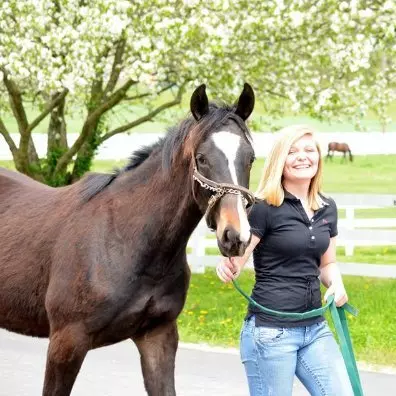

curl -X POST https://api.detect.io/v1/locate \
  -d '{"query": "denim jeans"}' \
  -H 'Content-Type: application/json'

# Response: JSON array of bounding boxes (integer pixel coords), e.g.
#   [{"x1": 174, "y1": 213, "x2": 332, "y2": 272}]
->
[{"x1": 240, "y1": 315, "x2": 354, "y2": 396}]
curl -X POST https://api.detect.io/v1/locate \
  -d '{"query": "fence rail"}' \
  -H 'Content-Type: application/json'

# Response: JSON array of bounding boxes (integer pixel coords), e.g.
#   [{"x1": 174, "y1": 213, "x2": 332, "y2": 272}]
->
[{"x1": 187, "y1": 202, "x2": 396, "y2": 273}]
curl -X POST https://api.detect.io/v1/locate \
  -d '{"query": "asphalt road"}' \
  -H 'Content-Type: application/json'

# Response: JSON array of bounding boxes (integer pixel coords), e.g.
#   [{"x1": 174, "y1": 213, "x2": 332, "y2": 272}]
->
[{"x1": 1, "y1": 330, "x2": 395, "y2": 395}]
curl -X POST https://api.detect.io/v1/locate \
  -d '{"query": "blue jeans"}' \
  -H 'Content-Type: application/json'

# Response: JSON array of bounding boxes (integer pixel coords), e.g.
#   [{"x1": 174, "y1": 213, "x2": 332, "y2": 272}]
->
[{"x1": 240, "y1": 316, "x2": 354, "y2": 396}]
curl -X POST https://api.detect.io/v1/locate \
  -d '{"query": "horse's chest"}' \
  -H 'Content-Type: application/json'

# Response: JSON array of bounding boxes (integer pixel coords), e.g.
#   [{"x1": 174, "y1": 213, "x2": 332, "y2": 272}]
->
[
  {"x1": 136, "y1": 272, "x2": 189, "y2": 320},
  {"x1": 94, "y1": 270, "x2": 190, "y2": 345}
]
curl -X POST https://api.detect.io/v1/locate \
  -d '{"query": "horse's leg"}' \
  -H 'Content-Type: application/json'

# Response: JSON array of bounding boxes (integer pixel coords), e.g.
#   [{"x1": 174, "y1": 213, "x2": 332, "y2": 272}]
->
[
  {"x1": 43, "y1": 323, "x2": 90, "y2": 396},
  {"x1": 133, "y1": 321, "x2": 178, "y2": 396}
]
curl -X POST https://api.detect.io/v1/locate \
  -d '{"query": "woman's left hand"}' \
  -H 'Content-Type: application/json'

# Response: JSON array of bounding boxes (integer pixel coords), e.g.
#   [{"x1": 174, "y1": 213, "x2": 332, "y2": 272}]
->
[{"x1": 324, "y1": 281, "x2": 348, "y2": 307}]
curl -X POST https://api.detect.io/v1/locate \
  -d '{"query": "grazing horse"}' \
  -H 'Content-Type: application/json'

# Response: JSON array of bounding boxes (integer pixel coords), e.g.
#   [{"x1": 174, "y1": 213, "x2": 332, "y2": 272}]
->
[
  {"x1": 327, "y1": 141, "x2": 353, "y2": 162},
  {"x1": 0, "y1": 83, "x2": 256, "y2": 396}
]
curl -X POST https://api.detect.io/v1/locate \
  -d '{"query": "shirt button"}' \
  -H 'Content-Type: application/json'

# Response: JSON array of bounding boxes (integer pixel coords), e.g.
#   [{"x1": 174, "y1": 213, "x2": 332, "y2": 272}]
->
[
  {"x1": 311, "y1": 236, "x2": 315, "y2": 240},
  {"x1": 309, "y1": 226, "x2": 313, "y2": 230},
  {"x1": 311, "y1": 219, "x2": 314, "y2": 222}
]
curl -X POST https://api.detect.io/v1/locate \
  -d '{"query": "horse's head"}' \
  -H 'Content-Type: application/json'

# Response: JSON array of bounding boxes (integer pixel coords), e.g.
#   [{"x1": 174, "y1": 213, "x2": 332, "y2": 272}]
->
[{"x1": 188, "y1": 83, "x2": 256, "y2": 257}]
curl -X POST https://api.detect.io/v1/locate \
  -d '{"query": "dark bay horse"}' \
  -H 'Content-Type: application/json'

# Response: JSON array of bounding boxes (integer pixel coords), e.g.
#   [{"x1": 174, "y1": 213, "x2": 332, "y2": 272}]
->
[
  {"x1": 327, "y1": 141, "x2": 353, "y2": 162},
  {"x1": 0, "y1": 83, "x2": 256, "y2": 395}
]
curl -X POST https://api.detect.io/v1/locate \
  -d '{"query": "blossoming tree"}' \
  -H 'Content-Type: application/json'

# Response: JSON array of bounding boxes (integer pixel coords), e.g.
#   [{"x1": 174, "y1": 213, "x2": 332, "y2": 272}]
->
[{"x1": 0, "y1": 0, "x2": 394, "y2": 184}]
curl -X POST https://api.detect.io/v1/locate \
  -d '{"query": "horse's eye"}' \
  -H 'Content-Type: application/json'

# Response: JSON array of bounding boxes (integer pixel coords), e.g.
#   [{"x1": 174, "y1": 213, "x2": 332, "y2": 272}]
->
[
  {"x1": 196, "y1": 154, "x2": 207, "y2": 166},
  {"x1": 249, "y1": 155, "x2": 256, "y2": 165}
]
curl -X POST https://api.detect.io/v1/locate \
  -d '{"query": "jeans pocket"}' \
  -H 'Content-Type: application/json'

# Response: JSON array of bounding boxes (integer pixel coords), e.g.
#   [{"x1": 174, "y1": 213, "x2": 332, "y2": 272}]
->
[
  {"x1": 240, "y1": 325, "x2": 257, "y2": 363},
  {"x1": 255, "y1": 326, "x2": 286, "y2": 344}
]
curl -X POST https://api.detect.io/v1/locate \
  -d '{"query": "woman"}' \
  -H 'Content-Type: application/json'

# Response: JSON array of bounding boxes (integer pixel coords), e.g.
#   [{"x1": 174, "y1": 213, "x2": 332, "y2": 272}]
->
[{"x1": 216, "y1": 125, "x2": 353, "y2": 396}]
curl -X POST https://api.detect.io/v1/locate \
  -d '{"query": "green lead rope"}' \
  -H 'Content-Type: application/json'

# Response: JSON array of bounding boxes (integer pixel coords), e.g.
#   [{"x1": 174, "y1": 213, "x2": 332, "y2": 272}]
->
[{"x1": 232, "y1": 280, "x2": 364, "y2": 396}]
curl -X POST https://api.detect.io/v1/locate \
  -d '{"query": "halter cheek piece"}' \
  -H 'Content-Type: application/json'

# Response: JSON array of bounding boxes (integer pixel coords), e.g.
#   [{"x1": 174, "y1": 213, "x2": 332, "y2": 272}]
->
[{"x1": 192, "y1": 156, "x2": 256, "y2": 230}]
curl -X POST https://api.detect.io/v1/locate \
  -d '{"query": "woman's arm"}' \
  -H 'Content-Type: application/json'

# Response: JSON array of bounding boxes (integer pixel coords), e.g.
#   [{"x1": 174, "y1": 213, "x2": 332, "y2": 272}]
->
[
  {"x1": 216, "y1": 234, "x2": 261, "y2": 283},
  {"x1": 319, "y1": 237, "x2": 348, "y2": 307}
]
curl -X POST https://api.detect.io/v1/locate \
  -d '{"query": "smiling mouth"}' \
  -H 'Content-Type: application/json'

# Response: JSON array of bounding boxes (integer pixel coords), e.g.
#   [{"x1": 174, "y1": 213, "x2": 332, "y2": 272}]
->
[{"x1": 293, "y1": 165, "x2": 311, "y2": 169}]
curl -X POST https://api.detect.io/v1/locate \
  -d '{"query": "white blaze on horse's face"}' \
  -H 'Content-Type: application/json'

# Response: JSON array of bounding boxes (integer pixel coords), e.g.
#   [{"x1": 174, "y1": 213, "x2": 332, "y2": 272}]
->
[{"x1": 212, "y1": 131, "x2": 251, "y2": 244}]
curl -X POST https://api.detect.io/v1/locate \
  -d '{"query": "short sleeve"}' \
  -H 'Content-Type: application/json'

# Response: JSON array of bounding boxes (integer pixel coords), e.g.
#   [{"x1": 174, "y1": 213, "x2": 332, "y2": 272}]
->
[
  {"x1": 248, "y1": 200, "x2": 270, "y2": 238},
  {"x1": 328, "y1": 198, "x2": 338, "y2": 238}
]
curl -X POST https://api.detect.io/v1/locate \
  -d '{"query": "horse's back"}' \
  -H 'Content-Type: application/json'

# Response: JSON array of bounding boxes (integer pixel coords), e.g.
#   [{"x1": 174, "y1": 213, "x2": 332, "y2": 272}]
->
[{"x1": 0, "y1": 167, "x2": 52, "y2": 190}]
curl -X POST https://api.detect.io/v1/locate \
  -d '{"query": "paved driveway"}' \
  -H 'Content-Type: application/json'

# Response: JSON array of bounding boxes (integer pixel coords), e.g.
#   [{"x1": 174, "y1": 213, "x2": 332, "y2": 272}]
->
[{"x1": 1, "y1": 330, "x2": 395, "y2": 395}]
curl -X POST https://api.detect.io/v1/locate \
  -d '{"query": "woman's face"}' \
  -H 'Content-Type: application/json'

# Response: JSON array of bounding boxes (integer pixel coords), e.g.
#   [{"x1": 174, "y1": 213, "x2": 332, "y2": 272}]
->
[{"x1": 283, "y1": 134, "x2": 319, "y2": 183}]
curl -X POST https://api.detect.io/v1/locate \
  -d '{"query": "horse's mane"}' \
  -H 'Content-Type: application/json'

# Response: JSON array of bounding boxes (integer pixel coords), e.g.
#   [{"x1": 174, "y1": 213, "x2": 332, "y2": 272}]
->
[{"x1": 80, "y1": 102, "x2": 251, "y2": 202}]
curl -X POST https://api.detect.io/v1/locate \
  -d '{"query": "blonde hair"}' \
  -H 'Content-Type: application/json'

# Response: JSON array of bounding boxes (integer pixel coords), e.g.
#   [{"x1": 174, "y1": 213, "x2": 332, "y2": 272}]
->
[{"x1": 256, "y1": 125, "x2": 324, "y2": 210}]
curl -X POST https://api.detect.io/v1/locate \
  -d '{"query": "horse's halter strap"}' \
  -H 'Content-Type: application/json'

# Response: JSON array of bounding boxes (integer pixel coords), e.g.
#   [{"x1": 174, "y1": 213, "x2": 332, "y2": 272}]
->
[{"x1": 192, "y1": 157, "x2": 256, "y2": 228}]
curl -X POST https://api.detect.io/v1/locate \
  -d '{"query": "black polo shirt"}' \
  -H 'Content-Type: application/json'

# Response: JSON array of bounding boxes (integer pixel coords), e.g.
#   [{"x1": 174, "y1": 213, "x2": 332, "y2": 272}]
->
[{"x1": 246, "y1": 191, "x2": 338, "y2": 327}]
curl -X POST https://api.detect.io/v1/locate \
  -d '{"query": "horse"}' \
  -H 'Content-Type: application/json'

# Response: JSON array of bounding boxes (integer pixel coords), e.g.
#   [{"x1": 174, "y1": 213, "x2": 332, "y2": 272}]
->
[
  {"x1": 326, "y1": 141, "x2": 353, "y2": 162},
  {"x1": 0, "y1": 83, "x2": 256, "y2": 396}
]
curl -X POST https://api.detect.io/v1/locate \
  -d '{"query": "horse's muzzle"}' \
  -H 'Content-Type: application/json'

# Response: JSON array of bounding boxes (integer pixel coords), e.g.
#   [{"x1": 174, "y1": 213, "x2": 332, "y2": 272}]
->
[{"x1": 217, "y1": 226, "x2": 251, "y2": 257}]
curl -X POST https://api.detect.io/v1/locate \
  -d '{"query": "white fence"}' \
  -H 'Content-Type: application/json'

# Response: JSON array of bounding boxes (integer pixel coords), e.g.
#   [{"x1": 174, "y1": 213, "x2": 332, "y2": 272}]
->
[
  {"x1": 187, "y1": 202, "x2": 396, "y2": 273},
  {"x1": 337, "y1": 205, "x2": 396, "y2": 256}
]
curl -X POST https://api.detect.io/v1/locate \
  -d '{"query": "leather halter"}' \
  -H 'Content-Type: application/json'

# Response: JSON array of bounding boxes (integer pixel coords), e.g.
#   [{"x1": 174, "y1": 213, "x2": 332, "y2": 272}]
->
[{"x1": 192, "y1": 157, "x2": 256, "y2": 229}]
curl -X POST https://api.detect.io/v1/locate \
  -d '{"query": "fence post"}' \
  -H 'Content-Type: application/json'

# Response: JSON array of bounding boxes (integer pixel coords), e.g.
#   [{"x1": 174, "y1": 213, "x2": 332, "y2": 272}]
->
[
  {"x1": 345, "y1": 207, "x2": 355, "y2": 256},
  {"x1": 189, "y1": 220, "x2": 207, "y2": 273}
]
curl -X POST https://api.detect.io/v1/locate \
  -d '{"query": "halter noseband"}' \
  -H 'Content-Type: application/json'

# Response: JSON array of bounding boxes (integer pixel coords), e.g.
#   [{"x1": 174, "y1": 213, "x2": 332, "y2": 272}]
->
[{"x1": 192, "y1": 157, "x2": 256, "y2": 229}]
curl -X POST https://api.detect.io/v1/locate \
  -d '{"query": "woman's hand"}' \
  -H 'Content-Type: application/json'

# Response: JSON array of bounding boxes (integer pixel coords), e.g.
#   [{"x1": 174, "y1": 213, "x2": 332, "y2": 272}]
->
[
  {"x1": 216, "y1": 257, "x2": 241, "y2": 283},
  {"x1": 323, "y1": 280, "x2": 348, "y2": 307}
]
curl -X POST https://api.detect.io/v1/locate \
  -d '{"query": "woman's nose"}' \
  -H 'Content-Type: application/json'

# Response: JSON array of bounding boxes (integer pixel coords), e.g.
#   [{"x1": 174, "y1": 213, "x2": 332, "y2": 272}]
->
[{"x1": 297, "y1": 151, "x2": 307, "y2": 160}]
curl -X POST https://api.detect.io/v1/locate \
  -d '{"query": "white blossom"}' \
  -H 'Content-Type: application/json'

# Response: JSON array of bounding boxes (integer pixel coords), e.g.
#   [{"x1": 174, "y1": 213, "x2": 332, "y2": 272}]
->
[{"x1": 0, "y1": 0, "x2": 394, "y2": 132}]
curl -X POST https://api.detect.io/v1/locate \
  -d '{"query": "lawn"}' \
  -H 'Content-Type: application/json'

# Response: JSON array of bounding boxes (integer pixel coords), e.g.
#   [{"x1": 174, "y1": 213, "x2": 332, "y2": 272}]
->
[
  {"x1": 202, "y1": 245, "x2": 396, "y2": 265},
  {"x1": 250, "y1": 155, "x2": 396, "y2": 195},
  {"x1": 178, "y1": 268, "x2": 396, "y2": 366},
  {"x1": 337, "y1": 246, "x2": 396, "y2": 265},
  {"x1": 2, "y1": 155, "x2": 396, "y2": 218}
]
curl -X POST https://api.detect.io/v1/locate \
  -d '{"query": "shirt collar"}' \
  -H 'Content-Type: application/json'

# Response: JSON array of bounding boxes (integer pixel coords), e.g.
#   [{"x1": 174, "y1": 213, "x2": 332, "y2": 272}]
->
[
  {"x1": 283, "y1": 189, "x2": 329, "y2": 207},
  {"x1": 283, "y1": 189, "x2": 299, "y2": 201}
]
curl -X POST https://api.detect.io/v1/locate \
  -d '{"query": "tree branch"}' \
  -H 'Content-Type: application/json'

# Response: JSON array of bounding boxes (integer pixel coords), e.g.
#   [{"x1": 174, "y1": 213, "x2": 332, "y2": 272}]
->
[
  {"x1": 26, "y1": 89, "x2": 68, "y2": 133},
  {"x1": 88, "y1": 79, "x2": 136, "y2": 122},
  {"x1": 264, "y1": 89, "x2": 288, "y2": 99},
  {"x1": 53, "y1": 79, "x2": 137, "y2": 175},
  {"x1": 100, "y1": 84, "x2": 185, "y2": 143},
  {"x1": 1, "y1": 68, "x2": 30, "y2": 155},
  {"x1": 124, "y1": 83, "x2": 176, "y2": 101},
  {"x1": 0, "y1": 116, "x2": 18, "y2": 155},
  {"x1": 102, "y1": 38, "x2": 126, "y2": 98}
]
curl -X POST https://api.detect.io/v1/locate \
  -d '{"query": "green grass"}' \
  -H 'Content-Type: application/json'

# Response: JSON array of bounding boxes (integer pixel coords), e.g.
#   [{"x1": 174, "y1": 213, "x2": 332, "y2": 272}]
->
[
  {"x1": 336, "y1": 246, "x2": 396, "y2": 265},
  {"x1": 202, "y1": 246, "x2": 396, "y2": 265},
  {"x1": 0, "y1": 160, "x2": 16, "y2": 170},
  {"x1": 3, "y1": 155, "x2": 396, "y2": 195},
  {"x1": 338, "y1": 208, "x2": 396, "y2": 219},
  {"x1": 250, "y1": 155, "x2": 396, "y2": 194},
  {"x1": 3, "y1": 155, "x2": 396, "y2": 220},
  {"x1": 178, "y1": 268, "x2": 396, "y2": 366}
]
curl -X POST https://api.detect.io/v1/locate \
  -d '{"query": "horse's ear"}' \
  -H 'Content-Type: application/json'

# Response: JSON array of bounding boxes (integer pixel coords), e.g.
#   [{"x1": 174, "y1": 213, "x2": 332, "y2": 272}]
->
[
  {"x1": 190, "y1": 84, "x2": 209, "y2": 121},
  {"x1": 235, "y1": 83, "x2": 255, "y2": 121}
]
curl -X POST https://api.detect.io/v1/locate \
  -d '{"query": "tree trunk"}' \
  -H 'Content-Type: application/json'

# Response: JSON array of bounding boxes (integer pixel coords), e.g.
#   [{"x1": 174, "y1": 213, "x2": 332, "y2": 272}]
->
[
  {"x1": 47, "y1": 97, "x2": 68, "y2": 154},
  {"x1": 44, "y1": 97, "x2": 69, "y2": 185},
  {"x1": 70, "y1": 117, "x2": 103, "y2": 183}
]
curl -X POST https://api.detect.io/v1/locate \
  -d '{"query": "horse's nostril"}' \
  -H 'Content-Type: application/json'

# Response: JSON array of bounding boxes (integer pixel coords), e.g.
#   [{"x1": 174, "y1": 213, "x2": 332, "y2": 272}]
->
[{"x1": 223, "y1": 226, "x2": 240, "y2": 244}]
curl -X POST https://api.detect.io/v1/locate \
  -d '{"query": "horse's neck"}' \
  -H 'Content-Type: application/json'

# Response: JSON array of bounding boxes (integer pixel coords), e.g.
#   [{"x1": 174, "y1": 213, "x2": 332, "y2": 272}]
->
[{"x1": 114, "y1": 155, "x2": 203, "y2": 246}]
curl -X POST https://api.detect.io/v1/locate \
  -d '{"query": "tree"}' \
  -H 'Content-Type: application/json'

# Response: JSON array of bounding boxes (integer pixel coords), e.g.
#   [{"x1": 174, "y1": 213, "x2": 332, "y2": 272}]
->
[
  {"x1": 0, "y1": 0, "x2": 395, "y2": 185},
  {"x1": 225, "y1": 0, "x2": 395, "y2": 130}
]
